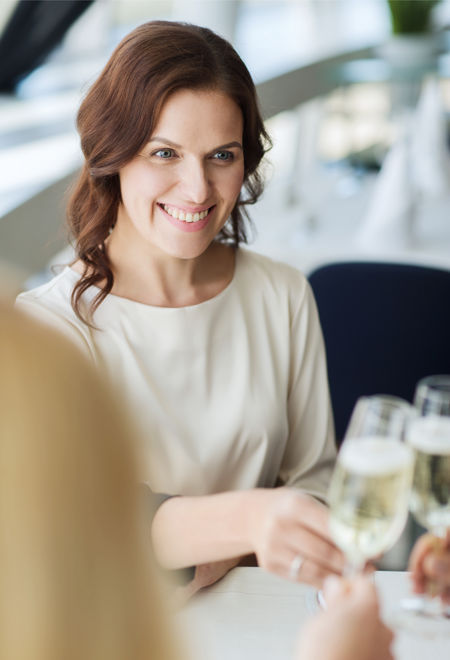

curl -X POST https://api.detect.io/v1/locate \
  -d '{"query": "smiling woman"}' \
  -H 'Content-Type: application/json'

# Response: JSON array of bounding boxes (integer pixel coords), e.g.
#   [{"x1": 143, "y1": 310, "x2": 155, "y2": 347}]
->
[
  {"x1": 111, "y1": 88, "x2": 245, "y2": 273},
  {"x1": 16, "y1": 21, "x2": 341, "y2": 595},
  {"x1": 64, "y1": 20, "x2": 269, "y2": 317}
]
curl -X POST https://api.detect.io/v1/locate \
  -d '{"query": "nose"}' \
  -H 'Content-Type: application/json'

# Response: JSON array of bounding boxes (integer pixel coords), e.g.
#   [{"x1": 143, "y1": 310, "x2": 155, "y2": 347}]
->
[{"x1": 179, "y1": 158, "x2": 211, "y2": 205}]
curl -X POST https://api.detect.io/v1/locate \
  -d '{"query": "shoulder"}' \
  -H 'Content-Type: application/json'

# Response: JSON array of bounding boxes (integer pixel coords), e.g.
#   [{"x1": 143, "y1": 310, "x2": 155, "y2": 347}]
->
[
  {"x1": 237, "y1": 248, "x2": 310, "y2": 300},
  {"x1": 15, "y1": 269, "x2": 93, "y2": 355},
  {"x1": 16, "y1": 268, "x2": 77, "y2": 317}
]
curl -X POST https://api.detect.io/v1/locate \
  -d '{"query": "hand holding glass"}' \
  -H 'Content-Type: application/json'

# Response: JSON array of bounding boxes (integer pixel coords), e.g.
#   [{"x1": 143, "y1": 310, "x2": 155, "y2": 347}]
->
[{"x1": 398, "y1": 375, "x2": 450, "y2": 635}]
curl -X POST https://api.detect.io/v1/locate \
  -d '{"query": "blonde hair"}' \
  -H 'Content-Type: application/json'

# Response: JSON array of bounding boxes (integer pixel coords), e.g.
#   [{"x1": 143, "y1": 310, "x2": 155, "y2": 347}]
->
[{"x1": 0, "y1": 303, "x2": 178, "y2": 660}]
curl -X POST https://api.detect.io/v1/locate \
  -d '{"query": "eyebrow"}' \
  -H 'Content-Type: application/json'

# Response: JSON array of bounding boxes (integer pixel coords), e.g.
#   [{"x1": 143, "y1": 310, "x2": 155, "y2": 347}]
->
[{"x1": 149, "y1": 136, "x2": 243, "y2": 151}]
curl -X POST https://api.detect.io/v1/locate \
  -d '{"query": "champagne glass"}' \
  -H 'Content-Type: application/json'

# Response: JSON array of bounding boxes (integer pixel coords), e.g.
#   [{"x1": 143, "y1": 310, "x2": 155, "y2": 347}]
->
[
  {"x1": 397, "y1": 375, "x2": 450, "y2": 635},
  {"x1": 415, "y1": 374, "x2": 450, "y2": 417},
  {"x1": 328, "y1": 395, "x2": 415, "y2": 575}
]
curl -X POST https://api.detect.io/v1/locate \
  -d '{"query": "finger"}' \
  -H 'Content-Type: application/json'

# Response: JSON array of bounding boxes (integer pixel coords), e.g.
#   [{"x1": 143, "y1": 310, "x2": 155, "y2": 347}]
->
[
  {"x1": 408, "y1": 533, "x2": 441, "y2": 574},
  {"x1": 265, "y1": 550, "x2": 342, "y2": 588},
  {"x1": 322, "y1": 575, "x2": 351, "y2": 605},
  {"x1": 323, "y1": 575, "x2": 380, "y2": 615},
  {"x1": 292, "y1": 556, "x2": 342, "y2": 589},
  {"x1": 410, "y1": 574, "x2": 427, "y2": 594},
  {"x1": 441, "y1": 587, "x2": 450, "y2": 605},
  {"x1": 445, "y1": 529, "x2": 450, "y2": 549},
  {"x1": 280, "y1": 490, "x2": 335, "y2": 544},
  {"x1": 350, "y1": 575, "x2": 380, "y2": 612},
  {"x1": 423, "y1": 552, "x2": 450, "y2": 588},
  {"x1": 285, "y1": 525, "x2": 346, "y2": 574},
  {"x1": 408, "y1": 533, "x2": 433, "y2": 572}
]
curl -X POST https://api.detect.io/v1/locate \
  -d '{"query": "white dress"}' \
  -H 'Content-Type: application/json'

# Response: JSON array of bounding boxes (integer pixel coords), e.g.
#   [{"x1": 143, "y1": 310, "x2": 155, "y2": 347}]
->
[{"x1": 16, "y1": 248, "x2": 336, "y2": 499}]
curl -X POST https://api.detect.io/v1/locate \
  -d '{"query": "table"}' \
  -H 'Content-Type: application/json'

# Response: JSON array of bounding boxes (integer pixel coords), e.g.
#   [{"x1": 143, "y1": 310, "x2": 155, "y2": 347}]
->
[{"x1": 177, "y1": 568, "x2": 449, "y2": 660}]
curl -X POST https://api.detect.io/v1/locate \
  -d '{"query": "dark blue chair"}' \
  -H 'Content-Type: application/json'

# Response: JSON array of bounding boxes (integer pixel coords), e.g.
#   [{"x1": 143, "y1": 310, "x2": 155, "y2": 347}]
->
[{"x1": 308, "y1": 261, "x2": 450, "y2": 446}]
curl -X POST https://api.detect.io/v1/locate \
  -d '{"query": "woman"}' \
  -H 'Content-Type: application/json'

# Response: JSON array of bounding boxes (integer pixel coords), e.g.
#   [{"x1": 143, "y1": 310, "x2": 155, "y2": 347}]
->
[
  {"x1": 0, "y1": 302, "x2": 395, "y2": 660},
  {"x1": 16, "y1": 21, "x2": 342, "y2": 591},
  {"x1": 0, "y1": 302, "x2": 177, "y2": 660}
]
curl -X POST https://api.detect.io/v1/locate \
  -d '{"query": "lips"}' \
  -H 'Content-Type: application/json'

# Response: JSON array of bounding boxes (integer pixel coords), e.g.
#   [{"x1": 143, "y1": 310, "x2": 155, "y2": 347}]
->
[
  {"x1": 158, "y1": 203, "x2": 215, "y2": 233},
  {"x1": 158, "y1": 203, "x2": 214, "y2": 223}
]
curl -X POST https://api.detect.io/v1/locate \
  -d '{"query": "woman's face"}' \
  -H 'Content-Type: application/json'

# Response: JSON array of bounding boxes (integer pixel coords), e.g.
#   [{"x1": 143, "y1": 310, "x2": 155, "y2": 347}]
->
[{"x1": 116, "y1": 88, "x2": 245, "y2": 261}]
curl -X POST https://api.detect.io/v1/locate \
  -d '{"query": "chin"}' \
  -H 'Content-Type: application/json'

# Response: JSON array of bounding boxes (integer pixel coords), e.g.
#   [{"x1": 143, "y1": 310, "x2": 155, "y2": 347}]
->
[{"x1": 163, "y1": 240, "x2": 213, "y2": 261}]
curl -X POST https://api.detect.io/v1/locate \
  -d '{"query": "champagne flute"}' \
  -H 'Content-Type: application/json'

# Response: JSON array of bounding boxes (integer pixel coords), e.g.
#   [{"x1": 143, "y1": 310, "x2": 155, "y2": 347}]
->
[
  {"x1": 398, "y1": 375, "x2": 450, "y2": 635},
  {"x1": 328, "y1": 395, "x2": 414, "y2": 575},
  {"x1": 415, "y1": 374, "x2": 450, "y2": 417}
]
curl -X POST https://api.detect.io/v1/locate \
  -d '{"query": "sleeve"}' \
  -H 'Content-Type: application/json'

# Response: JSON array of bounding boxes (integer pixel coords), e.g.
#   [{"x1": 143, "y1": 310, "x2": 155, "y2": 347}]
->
[
  {"x1": 141, "y1": 486, "x2": 195, "y2": 584},
  {"x1": 278, "y1": 279, "x2": 336, "y2": 503},
  {"x1": 15, "y1": 295, "x2": 95, "y2": 362}
]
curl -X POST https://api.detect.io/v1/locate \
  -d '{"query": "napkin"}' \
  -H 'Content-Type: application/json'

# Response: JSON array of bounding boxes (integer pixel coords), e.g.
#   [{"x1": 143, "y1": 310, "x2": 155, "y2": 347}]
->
[
  {"x1": 356, "y1": 76, "x2": 450, "y2": 250},
  {"x1": 355, "y1": 135, "x2": 417, "y2": 250},
  {"x1": 411, "y1": 76, "x2": 450, "y2": 197}
]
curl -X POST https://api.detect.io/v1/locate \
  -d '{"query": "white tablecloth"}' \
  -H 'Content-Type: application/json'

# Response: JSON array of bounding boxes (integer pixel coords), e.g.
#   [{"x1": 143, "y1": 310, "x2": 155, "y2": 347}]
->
[{"x1": 177, "y1": 568, "x2": 449, "y2": 660}]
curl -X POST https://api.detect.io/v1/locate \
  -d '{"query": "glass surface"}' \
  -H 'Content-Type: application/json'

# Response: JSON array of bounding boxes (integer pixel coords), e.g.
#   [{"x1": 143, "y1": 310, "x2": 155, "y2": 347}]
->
[
  {"x1": 328, "y1": 395, "x2": 414, "y2": 574},
  {"x1": 414, "y1": 375, "x2": 450, "y2": 417},
  {"x1": 396, "y1": 376, "x2": 450, "y2": 637}
]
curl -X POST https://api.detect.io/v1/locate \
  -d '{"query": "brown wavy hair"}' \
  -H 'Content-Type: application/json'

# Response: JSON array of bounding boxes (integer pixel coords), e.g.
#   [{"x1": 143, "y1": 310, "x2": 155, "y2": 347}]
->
[{"x1": 68, "y1": 20, "x2": 271, "y2": 323}]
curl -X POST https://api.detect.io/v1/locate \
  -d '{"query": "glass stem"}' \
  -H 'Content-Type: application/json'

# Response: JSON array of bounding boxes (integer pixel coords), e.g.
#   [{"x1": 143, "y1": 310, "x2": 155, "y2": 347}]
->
[{"x1": 343, "y1": 557, "x2": 365, "y2": 577}]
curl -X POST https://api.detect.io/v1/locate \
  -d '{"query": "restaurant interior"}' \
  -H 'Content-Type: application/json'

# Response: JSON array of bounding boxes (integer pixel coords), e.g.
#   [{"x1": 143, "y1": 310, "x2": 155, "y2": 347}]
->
[{"x1": 0, "y1": 1, "x2": 449, "y2": 659}]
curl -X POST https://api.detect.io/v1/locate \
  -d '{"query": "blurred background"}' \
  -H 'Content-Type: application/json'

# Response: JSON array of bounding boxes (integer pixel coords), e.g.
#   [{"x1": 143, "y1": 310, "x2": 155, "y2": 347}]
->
[
  {"x1": 2, "y1": 0, "x2": 450, "y2": 289},
  {"x1": 1, "y1": 0, "x2": 450, "y2": 568}
]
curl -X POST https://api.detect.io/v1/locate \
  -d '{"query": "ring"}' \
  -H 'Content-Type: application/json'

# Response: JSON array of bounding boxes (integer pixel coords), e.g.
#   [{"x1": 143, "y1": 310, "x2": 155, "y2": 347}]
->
[{"x1": 289, "y1": 554, "x2": 304, "y2": 581}]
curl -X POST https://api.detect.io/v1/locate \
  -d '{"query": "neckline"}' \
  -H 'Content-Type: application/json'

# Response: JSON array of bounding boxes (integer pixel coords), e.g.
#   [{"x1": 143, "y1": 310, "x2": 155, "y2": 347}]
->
[{"x1": 66, "y1": 248, "x2": 241, "y2": 312}]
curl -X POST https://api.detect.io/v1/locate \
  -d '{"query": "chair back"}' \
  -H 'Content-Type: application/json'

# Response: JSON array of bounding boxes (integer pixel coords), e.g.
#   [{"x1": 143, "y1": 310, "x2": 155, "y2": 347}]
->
[{"x1": 308, "y1": 261, "x2": 450, "y2": 445}]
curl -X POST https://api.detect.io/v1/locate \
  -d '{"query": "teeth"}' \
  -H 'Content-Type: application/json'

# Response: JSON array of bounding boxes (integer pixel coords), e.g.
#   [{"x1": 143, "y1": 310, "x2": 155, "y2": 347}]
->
[
  {"x1": 163, "y1": 204, "x2": 209, "y2": 223},
  {"x1": 166, "y1": 205, "x2": 209, "y2": 222}
]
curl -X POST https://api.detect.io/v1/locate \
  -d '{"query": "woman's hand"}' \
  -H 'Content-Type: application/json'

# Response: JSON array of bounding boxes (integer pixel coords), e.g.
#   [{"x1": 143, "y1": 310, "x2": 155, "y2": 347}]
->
[
  {"x1": 296, "y1": 576, "x2": 394, "y2": 660},
  {"x1": 408, "y1": 530, "x2": 450, "y2": 604},
  {"x1": 248, "y1": 488, "x2": 346, "y2": 589},
  {"x1": 151, "y1": 487, "x2": 346, "y2": 589},
  {"x1": 175, "y1": 556, "x2": 241, "y2": 604}
]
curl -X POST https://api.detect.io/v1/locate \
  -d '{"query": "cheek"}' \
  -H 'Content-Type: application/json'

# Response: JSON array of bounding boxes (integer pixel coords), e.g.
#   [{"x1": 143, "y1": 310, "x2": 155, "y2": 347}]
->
[
  {"x1": 120, "y1": 166, "x2": 171, "y2": 206},
  {"x1": 224, "y1": 165, "x2": 245, "y2": 202}
]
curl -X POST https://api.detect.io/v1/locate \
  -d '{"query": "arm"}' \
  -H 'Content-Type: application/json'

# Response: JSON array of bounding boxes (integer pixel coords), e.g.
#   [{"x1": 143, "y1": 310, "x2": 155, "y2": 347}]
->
[
  {"x1": 151, "y1": 487, "x2": 345, "y2": 588},
  {"x1": 279, "y1": 281, "x2": 336, "y2": 501},
  {"x1": 151, "y1": 279, "x2": 344, "y2": 590}
]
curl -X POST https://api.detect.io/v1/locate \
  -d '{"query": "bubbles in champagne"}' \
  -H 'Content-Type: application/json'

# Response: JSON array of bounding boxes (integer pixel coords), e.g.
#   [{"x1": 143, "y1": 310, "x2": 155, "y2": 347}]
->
[
  {"x1": 329, "y1": 438, "x2": 413, "y2": 567},
  {"x1": 339, "y1": 437, "x2": 413, "y2": 474},
  {"x1": 407, "y1": 417, "x2": 450, "y2": 455},
  {"x1": 407, "y1": 417, "x2": 450, "y2": 534}
]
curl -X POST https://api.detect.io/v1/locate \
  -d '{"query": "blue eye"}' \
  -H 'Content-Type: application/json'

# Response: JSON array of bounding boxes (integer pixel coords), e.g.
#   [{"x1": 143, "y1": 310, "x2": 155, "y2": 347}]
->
[
  {"x1": 154, "y1": 148, "x2": 174, "y2": 159},
  {"x1": 213, "y1": 150, "x2": 233, "y2": 161}
]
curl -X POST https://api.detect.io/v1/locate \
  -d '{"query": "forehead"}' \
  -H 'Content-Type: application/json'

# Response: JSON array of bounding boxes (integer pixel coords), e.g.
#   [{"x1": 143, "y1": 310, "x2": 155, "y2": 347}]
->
[{"x1": 150, "y1": 88, "x2": 243, "y2": 147}]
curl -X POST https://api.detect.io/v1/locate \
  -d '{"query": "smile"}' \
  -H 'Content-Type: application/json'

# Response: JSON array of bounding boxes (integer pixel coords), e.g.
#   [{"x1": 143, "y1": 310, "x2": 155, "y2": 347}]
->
[{"x1": 160, "y1": 203, "x2": 212, "y2": 223}]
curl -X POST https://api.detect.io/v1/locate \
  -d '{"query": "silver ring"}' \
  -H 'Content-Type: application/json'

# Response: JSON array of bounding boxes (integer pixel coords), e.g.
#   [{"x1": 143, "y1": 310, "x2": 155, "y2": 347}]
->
[{"x1": 289, "y1": 554, "x2": 304, "y2": 581}]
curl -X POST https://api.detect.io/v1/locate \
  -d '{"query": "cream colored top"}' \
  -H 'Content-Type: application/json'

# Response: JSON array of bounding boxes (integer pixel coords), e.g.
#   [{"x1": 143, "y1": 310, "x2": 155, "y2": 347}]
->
[{"x1": 16, "y1": 248, "x2": 335, "y2": 499}]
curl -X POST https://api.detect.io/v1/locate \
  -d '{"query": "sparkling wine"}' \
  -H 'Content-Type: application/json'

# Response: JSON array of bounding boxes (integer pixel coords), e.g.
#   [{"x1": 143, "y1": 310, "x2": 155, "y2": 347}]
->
[
  {"x1": 407, "y1": 417, "x2": 450, "y2": 534},
  {"x1": 329, "y1": 437, "x2": 413, "y2": 568}
]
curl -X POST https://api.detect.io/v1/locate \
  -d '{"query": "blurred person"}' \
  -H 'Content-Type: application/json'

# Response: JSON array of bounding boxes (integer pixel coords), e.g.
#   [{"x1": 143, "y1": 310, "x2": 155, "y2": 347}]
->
[
  {"x1": 0, "y1": 303, "x2": 394, "y2": 660},
  {"x1": 0, "y1": 303, "x2": 178, "y2": 660},
  {"x1": 16, "y1": 21, "x2": 343, "y2": 593},
  {"x1": 297, "y1": 576, "x2": 394, "y2": 660}
]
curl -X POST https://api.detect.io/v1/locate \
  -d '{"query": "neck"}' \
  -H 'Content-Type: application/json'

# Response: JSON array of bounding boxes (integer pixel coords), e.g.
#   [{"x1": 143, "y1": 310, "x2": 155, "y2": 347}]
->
[{"x1": 105, "y1": 228, "x2": 235, "y2": 308}]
